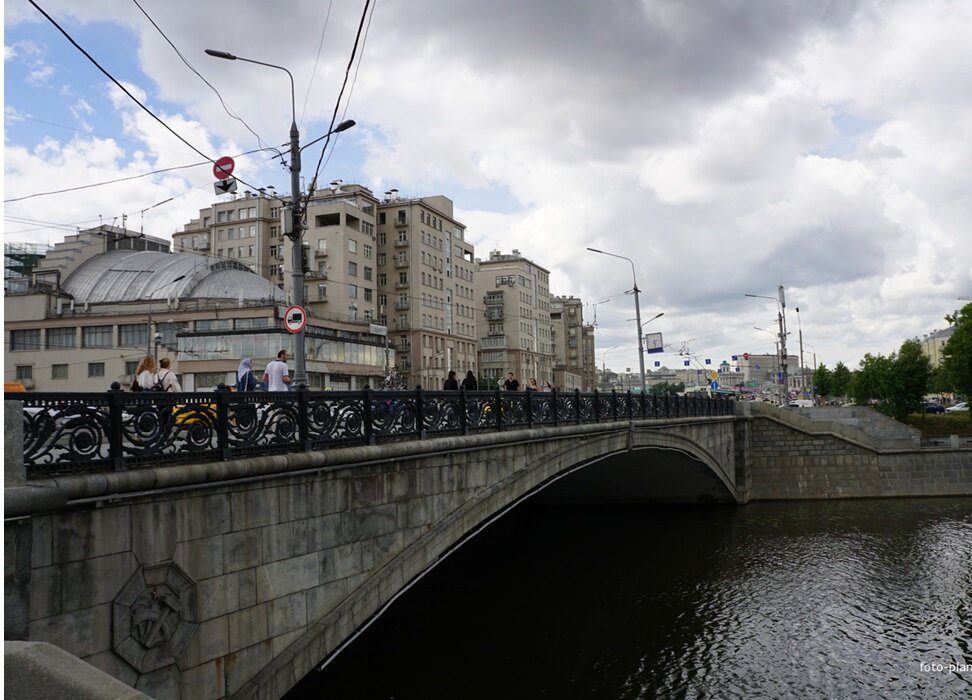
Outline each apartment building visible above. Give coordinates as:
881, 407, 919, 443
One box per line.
549, 295, 586, 390
375, 191, 477, 389
474, 249, 554, 388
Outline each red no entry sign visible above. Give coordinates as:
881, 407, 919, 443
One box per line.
213, 156, 235, 180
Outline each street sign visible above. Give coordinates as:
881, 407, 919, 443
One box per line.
284, 305, 306, 334
743, 353, 750, 360
213, 156, 235, 180
710, 381, 720, 390
645, 331, 664, 353
214, 177, 237, 195
709, 371, 718, 380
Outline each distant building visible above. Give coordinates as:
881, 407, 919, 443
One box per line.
550, 295, 586, 391
921, 327, 954, 368
474, 249, 554, 388
4, 228, 390, 391
172, 184, 476, 389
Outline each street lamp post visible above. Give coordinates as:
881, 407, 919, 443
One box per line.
587, 247, 647, 394
205, 49, 355, 388
746, 287, 789, 403
795, 307, 807, 400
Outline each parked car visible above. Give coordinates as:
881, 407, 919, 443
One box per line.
922, 402, 946, 414
945, 401, 969, 413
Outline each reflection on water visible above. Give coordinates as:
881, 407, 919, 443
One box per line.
288, 498, 972, 699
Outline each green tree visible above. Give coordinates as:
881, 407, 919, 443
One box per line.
813, 364, 833, 398
942, 302, 972, 405
886, 339, 931, 420
851, 353, 892, 407
831, 362, 853, 398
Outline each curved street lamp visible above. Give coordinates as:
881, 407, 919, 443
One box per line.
745, 287, 789, 401
587, 247, 647, 393
206, 48, 355, 388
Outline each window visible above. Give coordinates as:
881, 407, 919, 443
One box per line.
52, 364, 69, 380
195, 372, 226, 389
196, 319, 232, 331
378, 273, 387, 286
88, 362, 105, 378
397, 231, 408, 244
82, 326, 113, 348
378, 213, 386, 225
318, 239, 327, 252
46, 327, 76, 349
348, 261, 358, 276
317, 284, 327, 300
363, 244, 373, 259
378, 253, 386, 266
363, 266, 373, 281
125, 361, 139, 376
348, 284, 358, 299
399, 272, 408, 285
348, 239, 358, 254
15, 365, 32, 380
119, 323, 148, 349
10, 329, 40, 351
364, 288, 373, 302
378, 232, 386, 245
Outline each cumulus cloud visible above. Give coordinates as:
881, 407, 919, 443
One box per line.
4, 0, 971, 371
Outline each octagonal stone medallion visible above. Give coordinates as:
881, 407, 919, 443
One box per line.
113, 562, 198, 673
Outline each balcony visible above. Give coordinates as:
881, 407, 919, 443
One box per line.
395, 300, 410, 310
394, 239, 408, 248
480, 336, 508, 349
394, 216, 408, 227
395, 282, 409, 289
314, 250, 328, 258
193, 240, 210, 250
395, 258, 409, 268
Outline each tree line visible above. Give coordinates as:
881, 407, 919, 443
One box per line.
812, 303, 972, 420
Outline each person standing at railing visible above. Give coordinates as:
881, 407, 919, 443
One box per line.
158, 358, 182, 392
444, 371, 459, 390
542, 381, 554, 392
131, 356, 159, 391
527, 378, 540, 391
236, 357, 258, 391
263, 350, 292, 391
462, 371, 478, 391
503, 372, 520, 391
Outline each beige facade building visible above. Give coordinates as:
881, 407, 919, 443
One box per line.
4, 228, 389, 392
173, 184, 478, 389
549, 295, 586, 391
920, 327, 954, 368
474, 250, 554, 389
375, 191, 477, 389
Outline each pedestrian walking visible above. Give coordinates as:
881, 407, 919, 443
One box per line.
263, 350, 292, 391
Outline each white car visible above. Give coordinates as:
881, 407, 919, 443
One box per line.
945, 401, 968, 413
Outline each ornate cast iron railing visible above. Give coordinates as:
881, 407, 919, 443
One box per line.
8, 385, 734, 479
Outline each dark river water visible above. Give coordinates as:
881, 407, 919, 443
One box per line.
288, 497, 972, 699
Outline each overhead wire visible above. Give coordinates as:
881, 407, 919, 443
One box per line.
27, 0, 268, 197
307, 0, 373, 194
4, 146, 278, 205
300, 0, 336, 127
129, 0, 277, 159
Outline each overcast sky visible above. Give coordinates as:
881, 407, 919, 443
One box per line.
5, 0, 971, 378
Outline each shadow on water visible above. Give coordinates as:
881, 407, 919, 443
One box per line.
286, 498, 972, 699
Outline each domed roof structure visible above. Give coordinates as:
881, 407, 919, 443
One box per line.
62, 250, 284, 304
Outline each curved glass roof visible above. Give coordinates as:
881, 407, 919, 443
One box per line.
62, 250, 284, 304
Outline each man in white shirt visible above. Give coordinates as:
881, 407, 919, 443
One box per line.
263, 350, 292, 391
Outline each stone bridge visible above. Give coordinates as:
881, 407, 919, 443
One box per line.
5, 402, 971, 699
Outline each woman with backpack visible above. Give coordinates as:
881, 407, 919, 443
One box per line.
157, 357, 182, 392
131, 356, 159, 391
